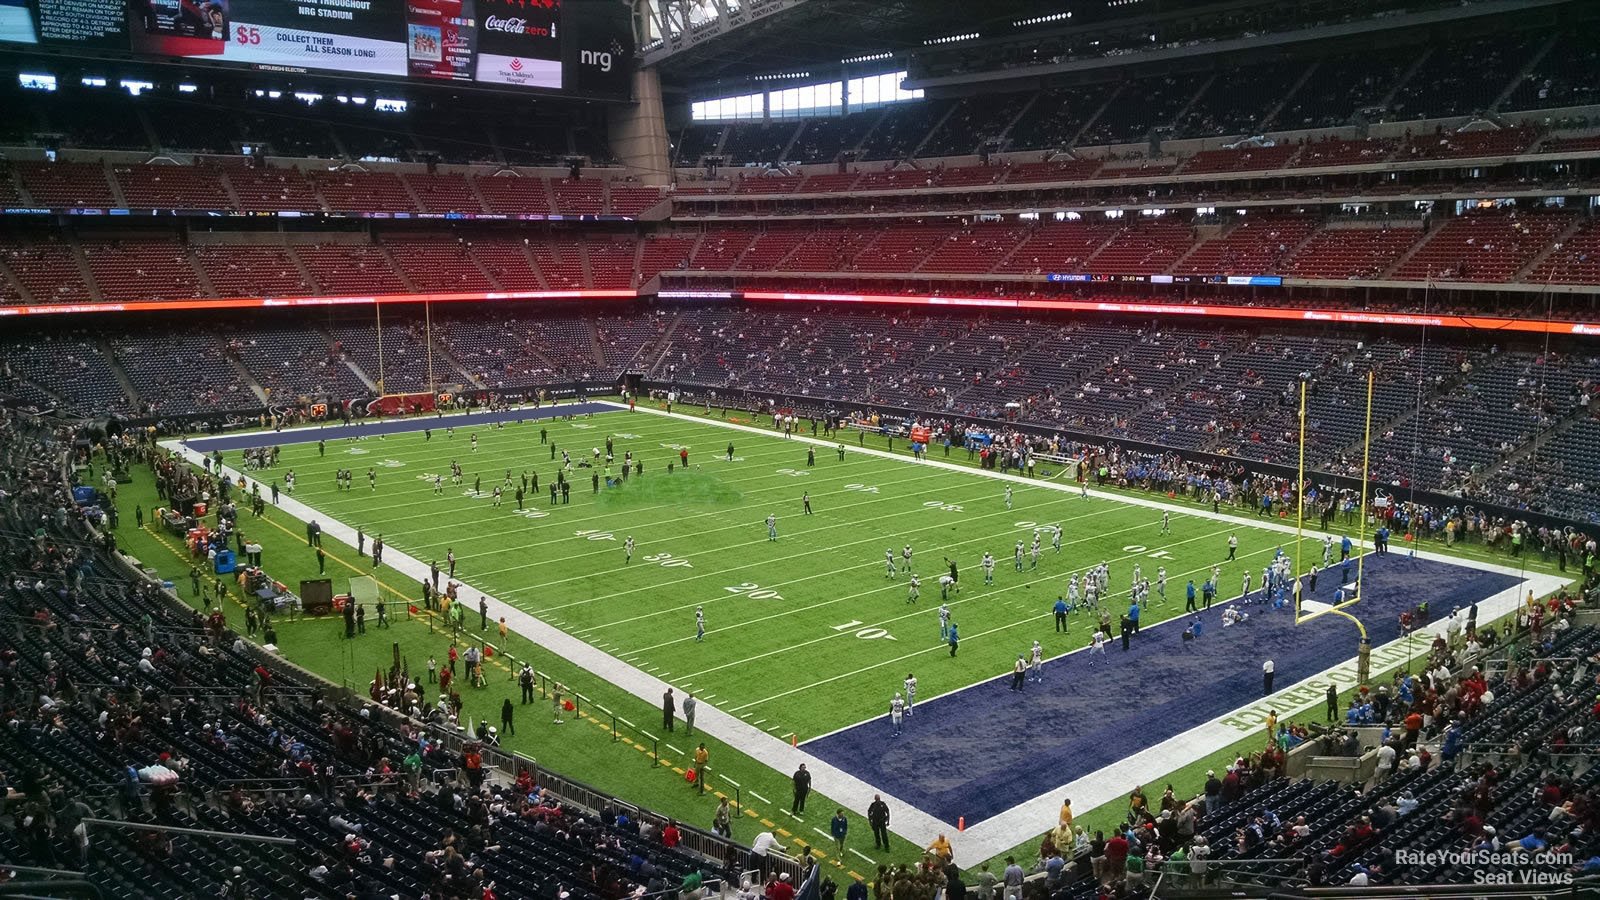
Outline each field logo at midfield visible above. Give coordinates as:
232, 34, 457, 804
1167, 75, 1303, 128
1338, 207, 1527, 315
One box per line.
844, 483, 879, 494
379, 459, 405, 468
571, 423, 595, 429
347, 447, 370, 455
660, 442, 690, 450
775, 468, 811, 477
725, 581, 784, 600
612, 432, 643, 439
923, 500, 964, 512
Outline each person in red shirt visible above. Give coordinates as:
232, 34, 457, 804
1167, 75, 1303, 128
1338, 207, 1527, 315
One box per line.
1104, 831, 1129, 880
662, 821, 681, 848
766, 872, 795, 900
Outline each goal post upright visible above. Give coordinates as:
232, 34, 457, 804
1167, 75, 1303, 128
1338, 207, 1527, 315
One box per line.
1294, 376, 1308, 619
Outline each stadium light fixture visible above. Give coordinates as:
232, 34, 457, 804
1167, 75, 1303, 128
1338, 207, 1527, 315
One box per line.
267, 90, 282, 99
177, 83, 198, 93
120, 79, 154, 96
923, 32, 979, 46
1014, 11, 1071, 27
754, 71, 811, 81
81, 76, 107, 87
840, 51, 892, 64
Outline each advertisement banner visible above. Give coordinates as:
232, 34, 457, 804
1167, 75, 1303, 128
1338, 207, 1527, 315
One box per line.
132, 0, 409, 76
406, 0, 475, 82
473, 0, 561, 89
565, 0, 632, 99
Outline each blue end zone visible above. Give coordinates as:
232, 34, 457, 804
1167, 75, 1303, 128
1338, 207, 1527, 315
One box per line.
177, 402, 619, 453
802, 552, 1521, 827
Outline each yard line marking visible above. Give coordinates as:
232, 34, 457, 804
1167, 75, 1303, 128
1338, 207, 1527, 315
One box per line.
615, 716, 636, 728
575, 500, 1134, 636
784, 811, 803, 821
490, 467, 990, 596
812, 827, 834, 841
749, 791, 773, 805
849, 850, 875, 864
665, 743, 685, 755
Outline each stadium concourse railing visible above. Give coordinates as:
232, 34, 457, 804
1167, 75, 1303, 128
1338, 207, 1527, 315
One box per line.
639, 380, 1598, 538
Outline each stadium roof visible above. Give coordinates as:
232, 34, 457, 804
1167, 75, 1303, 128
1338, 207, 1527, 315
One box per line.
643, 0, 1573, 92
644, 0, 1236, 84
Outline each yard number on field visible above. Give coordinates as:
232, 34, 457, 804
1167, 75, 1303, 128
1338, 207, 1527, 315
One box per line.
725, 581, 784, 600
642, 552, 693, 568
775, 468, 810, 477
844, 483, 879, 494
832, 620, 897, 641
576, 529, 617, 541
1122, 544, 1173, 559
923, 500, 963, 512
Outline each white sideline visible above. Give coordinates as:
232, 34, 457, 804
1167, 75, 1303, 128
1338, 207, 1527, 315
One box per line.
163, 400, 1570, 867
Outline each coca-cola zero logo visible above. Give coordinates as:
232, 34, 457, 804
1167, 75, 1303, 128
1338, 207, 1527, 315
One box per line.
485, 15, 528, 33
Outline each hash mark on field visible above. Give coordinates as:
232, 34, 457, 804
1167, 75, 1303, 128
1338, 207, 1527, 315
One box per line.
665, 744, 685, 755
749, 791, 772, 805
739, 713, 752, 720
849, 850, 875, 864
702, 694, 716, 701
812, 827, 833, 841
765, 725, 780, 733
677, 681, 693, 688
751, 718, 766, 726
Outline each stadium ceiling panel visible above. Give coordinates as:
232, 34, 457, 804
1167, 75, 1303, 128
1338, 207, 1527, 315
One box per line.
642, 0, 1109, 83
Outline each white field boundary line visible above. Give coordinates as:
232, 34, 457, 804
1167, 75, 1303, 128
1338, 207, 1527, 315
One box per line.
177, 399, 612, 446
950, 567, 1569, 866
590, 401, 1574, 862
160, 434, 955, 859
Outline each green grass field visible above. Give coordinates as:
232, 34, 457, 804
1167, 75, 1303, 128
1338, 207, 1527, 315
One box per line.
222, 407, 1331, 741
108, 399, 1574, 872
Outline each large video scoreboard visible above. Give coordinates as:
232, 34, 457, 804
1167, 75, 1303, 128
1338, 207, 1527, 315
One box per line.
0, 0, 634, 98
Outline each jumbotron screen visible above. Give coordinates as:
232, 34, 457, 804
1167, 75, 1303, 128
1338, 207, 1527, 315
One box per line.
0, 0, 634, 98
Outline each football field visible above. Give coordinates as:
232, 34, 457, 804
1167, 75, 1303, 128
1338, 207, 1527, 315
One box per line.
167, 399, 1561, 860
193, 403, 1322, 740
